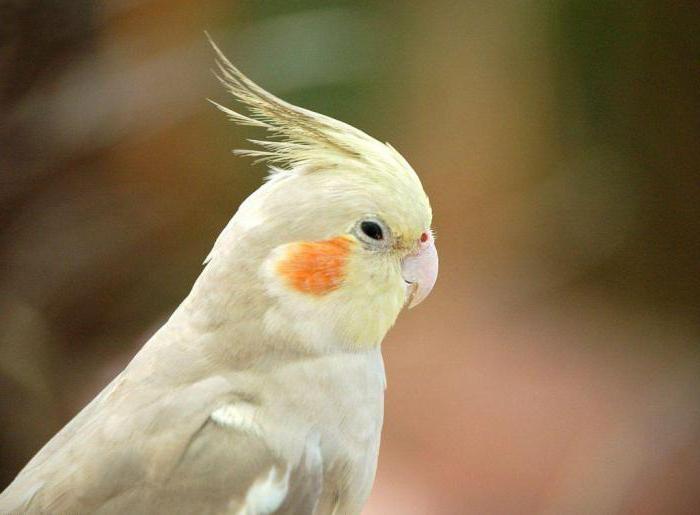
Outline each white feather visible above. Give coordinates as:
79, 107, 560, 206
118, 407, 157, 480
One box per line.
211, 402, 262, 437
236, 466, 290, 515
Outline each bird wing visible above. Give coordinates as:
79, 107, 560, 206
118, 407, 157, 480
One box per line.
0, 374, 323, 514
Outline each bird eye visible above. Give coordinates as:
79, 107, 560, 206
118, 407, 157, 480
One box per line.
354, 216, 391, 247
360, 221, 383, 240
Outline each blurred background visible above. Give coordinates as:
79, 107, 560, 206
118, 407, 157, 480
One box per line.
1, 1, 699, 513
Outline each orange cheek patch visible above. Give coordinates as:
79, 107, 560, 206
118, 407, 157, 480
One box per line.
276, 236, 354, 295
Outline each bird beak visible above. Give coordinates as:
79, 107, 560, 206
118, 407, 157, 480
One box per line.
401, 234, 438, 309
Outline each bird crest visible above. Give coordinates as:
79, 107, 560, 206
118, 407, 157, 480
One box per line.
207, 35, 419, 185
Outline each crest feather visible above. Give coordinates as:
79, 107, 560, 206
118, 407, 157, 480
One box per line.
207, 34, 418, 181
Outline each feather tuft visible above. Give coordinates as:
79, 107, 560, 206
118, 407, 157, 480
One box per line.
206, 33, 422, 185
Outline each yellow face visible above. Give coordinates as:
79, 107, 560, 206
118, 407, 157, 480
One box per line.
263, 204, 437, 350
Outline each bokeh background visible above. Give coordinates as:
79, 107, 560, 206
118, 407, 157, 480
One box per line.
1, 1, 699, 513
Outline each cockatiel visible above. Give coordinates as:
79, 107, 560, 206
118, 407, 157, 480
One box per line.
0, 40, 438, 515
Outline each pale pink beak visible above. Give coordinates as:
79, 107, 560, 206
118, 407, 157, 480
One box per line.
401, 231, 438, 309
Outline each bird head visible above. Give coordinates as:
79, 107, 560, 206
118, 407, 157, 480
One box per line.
202, 39, 437, 352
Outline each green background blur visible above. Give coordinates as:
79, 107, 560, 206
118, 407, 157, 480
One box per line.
1, 1, 699, 512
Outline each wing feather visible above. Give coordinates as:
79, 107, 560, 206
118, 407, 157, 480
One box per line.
0, 375, 321, 514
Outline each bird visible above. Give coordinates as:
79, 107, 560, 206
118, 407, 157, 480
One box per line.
0, 38, 438, 515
